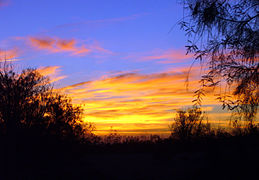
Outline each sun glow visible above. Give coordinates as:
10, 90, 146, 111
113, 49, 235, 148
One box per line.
57, 67, 230, 135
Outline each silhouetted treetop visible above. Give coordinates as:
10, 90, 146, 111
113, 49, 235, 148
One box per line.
0, 63, 88, 140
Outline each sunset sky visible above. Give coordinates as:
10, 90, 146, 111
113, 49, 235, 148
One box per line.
0, 0, 231, 135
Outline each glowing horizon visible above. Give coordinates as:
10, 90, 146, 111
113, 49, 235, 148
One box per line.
55, 65, 232, 135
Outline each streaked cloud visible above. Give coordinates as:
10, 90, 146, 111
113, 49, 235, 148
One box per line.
11, 36, 112, 57
141, 49, 193, 63
58, 67, 227, 135
29, 37, 92, 56
29, 37, 55, 49
37, 66, 66, 83
125, 48, 193, 64
52, 13, 149, 31
0, 48, 19, 62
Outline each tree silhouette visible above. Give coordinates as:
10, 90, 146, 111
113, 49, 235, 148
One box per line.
0, 64, 86, 138
0, 63, 88, 178
180, 0, 259, 127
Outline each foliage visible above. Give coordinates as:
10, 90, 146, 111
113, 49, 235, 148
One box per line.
180, 0, 259, 125
169, 107, 211, 140
0, 63, 89, 141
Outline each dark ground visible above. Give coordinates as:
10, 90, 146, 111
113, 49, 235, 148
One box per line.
0, 135, 259, 180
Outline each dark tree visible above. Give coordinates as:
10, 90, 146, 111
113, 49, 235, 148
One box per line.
180, 0, 259, 127
0, 64, 86, 138
0, 63, 88, 178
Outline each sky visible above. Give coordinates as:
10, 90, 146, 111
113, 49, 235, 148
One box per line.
0, 0, 232, 135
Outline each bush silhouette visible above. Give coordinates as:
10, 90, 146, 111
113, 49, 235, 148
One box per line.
169, 107, 211, 141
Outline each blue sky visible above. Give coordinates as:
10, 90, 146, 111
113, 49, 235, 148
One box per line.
0, 0, 189, 85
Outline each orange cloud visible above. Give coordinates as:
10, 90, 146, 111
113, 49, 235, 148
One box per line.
37, 66, 66, 83
58, 67, 228, 135
28, 37, 109, 56
0, 48, 19, 62
29, 37, 55, 50
133, 49, 193, 64
56, 39, 76, 50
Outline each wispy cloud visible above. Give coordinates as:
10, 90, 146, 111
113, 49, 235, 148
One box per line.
53, 13, 149, 30
126, 48, 193, 64
142, 49, 193, 63
12, 36, 112, 57
37, 66, 66, 83
0, 48, 19, 62
29, 37, 92, 56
